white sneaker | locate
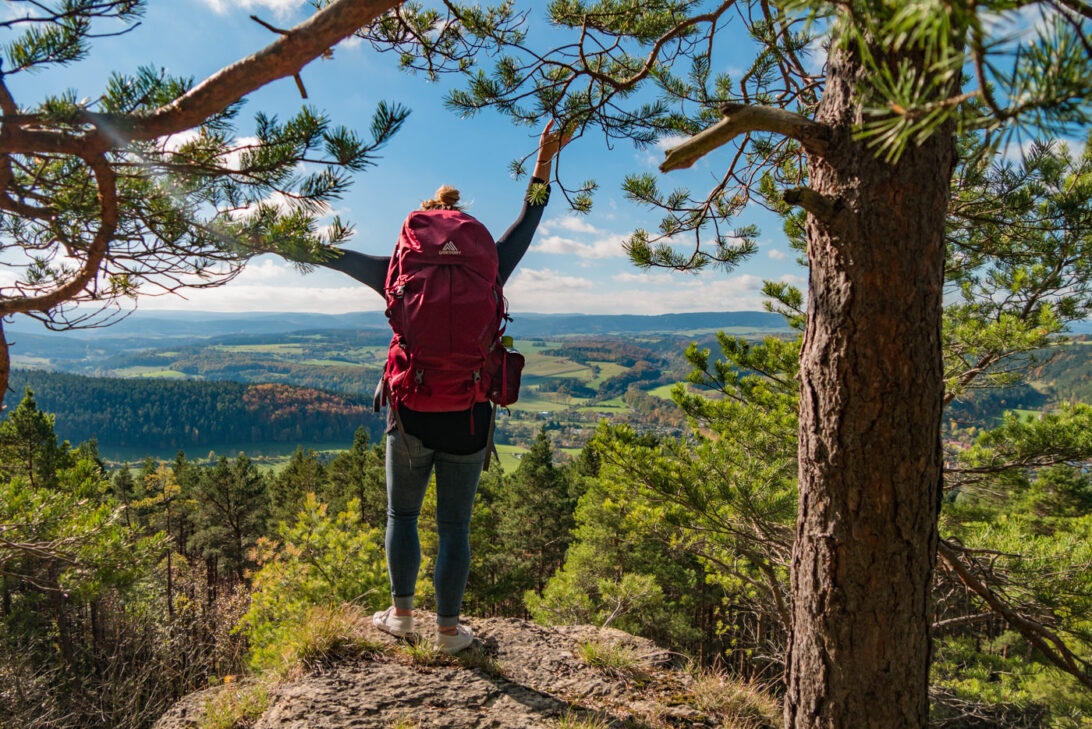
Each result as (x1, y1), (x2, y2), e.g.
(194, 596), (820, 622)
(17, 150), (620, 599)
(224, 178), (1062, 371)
(372, 606), (415, 638)
(436, 624), (474, 654)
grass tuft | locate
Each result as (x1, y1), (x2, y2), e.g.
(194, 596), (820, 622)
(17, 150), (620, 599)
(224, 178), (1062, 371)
(274, 604), (388, 676)
(553, 709), (615, 729)
(576, 638), (654, 685)
(686, 666), (781, 729)
(198, 680), (271, 729)
(397, 635), (453, 667)
(456, 644), (507, 679)
(385, 714), (422, 729)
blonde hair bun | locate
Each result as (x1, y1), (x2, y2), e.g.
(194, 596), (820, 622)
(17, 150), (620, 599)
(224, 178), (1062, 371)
(422, 185), (462, 211)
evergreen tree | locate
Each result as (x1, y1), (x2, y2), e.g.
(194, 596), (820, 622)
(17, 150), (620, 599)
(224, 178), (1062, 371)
(322, 427), (386, 527)
(0, 407), (162, 726)
(528, 474), (713, 656)
(0, 389), (70, 489)
(379, 3), (1092, 723)
(189, 455), (269, 583)
(111, 464), (136, 528)
(464, 461), (509, 616)
(270, 446), (327, 525)
(494, 428), (577, 612)
(170, 451), (201, 564)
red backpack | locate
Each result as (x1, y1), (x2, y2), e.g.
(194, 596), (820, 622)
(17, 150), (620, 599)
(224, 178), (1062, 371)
(378, 208), (519, 413)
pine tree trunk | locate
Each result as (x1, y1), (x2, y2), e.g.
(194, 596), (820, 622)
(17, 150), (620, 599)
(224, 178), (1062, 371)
(784, 40), (954, 729)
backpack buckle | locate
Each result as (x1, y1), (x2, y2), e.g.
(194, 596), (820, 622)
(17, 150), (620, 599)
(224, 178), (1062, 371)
(472, 369), (481, 383)
(414, 369), (424, 385)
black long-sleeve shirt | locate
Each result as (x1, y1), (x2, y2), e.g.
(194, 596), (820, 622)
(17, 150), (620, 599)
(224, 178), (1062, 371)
(321, 181), (550, 453)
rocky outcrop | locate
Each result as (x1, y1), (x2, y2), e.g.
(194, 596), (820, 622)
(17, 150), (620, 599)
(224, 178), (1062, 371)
(153, 614), (780, 728)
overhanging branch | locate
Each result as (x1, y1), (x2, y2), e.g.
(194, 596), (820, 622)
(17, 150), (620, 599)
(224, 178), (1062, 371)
(0, 0), (403, 155)
(660, 103), (830, 173)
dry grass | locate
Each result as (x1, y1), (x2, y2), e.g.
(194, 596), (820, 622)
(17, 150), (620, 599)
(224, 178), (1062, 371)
(198, 680), (272, 729)
(686, 666), (781, 729)
(553, 709), (616, 729)
(396, 635), (454, 667)
(273, 604), (389, 677)
(385, 713), (422, 729)
(576, 639), (657, 685)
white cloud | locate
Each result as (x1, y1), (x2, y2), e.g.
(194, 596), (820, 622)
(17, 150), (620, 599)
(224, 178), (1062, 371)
(767, 248), (788, 261)
(534, 233), (627, 259)
(506, 268), (594, 293)
(654, 134), (690, 152)
(162, 129), (202, 153)
(223, 136), (262, 170)
(229, 190), (319, 221)
(611, 271), (684, 285)
(505, 269), (768, 314)
(200, 0), (306, 19)
(805, 37), (829, 76)
(141, 283), (383, 314)
(541, 215), (600, 235)
(139, 259), (384, 313)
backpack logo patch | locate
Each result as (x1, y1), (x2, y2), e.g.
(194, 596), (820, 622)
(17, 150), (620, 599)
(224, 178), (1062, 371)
(439, 241), (461, 255)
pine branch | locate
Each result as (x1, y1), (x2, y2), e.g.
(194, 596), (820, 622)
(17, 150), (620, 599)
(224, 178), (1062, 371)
(0, 154), (117, 316)
(659, 103), (831, 173)
(0, 0), (402, 156)
(938, 539), (1092, 692)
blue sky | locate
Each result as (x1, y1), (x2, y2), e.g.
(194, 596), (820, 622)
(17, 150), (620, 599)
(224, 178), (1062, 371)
(8, 0), (807, 315)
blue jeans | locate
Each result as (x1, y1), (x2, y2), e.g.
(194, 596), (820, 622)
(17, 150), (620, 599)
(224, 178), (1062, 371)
(385, 430), (485, 627)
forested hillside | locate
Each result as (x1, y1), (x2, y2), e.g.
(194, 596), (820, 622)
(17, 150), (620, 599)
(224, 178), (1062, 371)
(8, 370), (384, 451)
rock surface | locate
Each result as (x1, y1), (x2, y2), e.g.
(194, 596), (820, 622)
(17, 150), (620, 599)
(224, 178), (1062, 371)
(152, 615), (749, 729)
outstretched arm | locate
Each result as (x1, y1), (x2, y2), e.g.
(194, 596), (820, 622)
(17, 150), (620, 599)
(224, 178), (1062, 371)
(497, 121), (570, 284)
(320, 249), (389, 296)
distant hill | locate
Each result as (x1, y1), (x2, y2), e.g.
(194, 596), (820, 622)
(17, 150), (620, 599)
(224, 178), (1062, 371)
(7, 369), (384, 457)
(4, 309), (790, 340)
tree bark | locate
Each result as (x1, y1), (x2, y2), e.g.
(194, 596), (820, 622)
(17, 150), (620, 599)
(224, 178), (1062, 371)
(784, 40), (954, 729)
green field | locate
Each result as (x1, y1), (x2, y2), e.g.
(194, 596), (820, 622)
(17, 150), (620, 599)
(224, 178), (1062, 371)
(586, 360), (627, 387)
(495, 443), (527, 472)
(522, 351), (591, 378)
(578, 396), (629, 413)
(298, 358), (365, 367)
(508, 389), (574, 412)
(112, 366), (190, 379)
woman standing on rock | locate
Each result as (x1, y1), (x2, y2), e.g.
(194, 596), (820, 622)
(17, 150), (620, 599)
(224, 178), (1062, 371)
(318, 122), (568, 653)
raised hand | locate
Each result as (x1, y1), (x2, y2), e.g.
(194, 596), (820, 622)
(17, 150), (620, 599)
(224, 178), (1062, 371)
(533, 119), (572, 179)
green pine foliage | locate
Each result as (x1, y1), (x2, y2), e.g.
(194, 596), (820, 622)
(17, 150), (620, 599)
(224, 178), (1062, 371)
(0, 388), (71, 489)
(0, 2), (410, 349)
(320, 427), (387, 527)
(494, 428), (578, 610)
(269, 447), (328, 525)
(189, 455), (270, 583)
(526, 472), (711, 653)
(238, 495), (387, 673)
